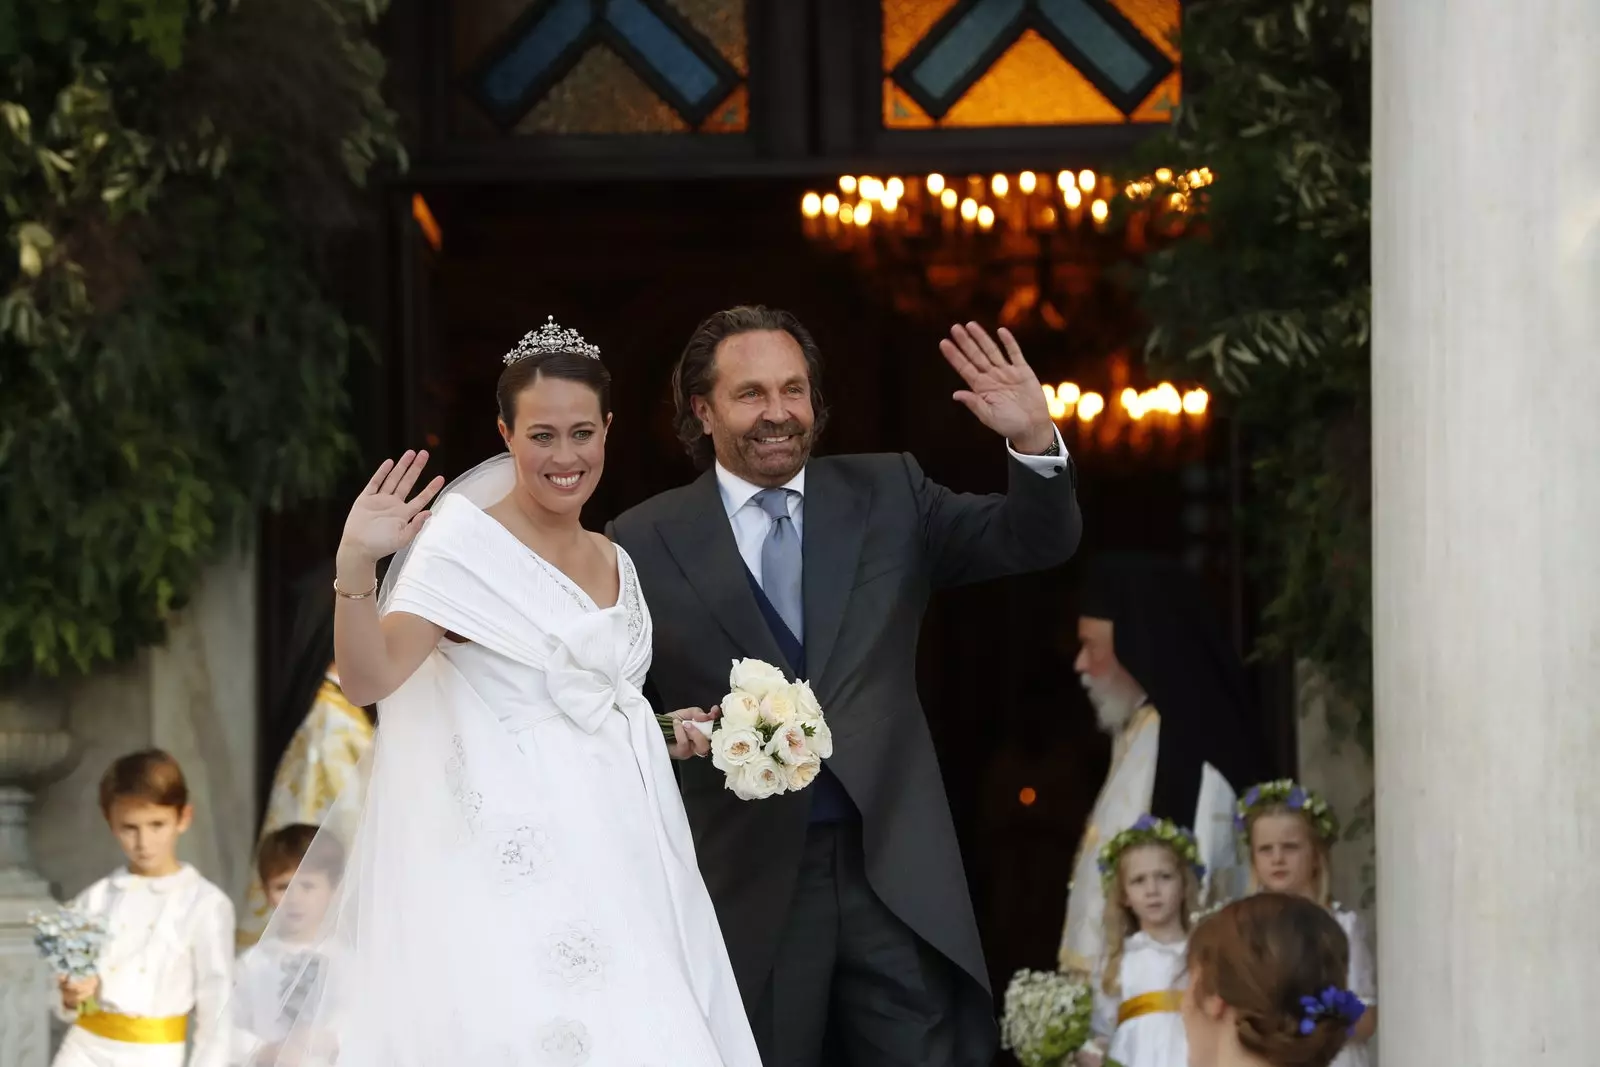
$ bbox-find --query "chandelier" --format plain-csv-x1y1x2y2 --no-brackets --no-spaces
1044,376,1211,457
799,167,1214,245
796,168,1220,460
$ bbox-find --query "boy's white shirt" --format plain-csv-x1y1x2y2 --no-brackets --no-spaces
56,864,235,1067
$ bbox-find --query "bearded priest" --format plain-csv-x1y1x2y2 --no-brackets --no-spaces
1057,553,1272,975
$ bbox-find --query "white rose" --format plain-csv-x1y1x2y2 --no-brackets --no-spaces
802,718,834,760
793,680,824,723
765,723,811,766
759,688,797,727
780,750,822,792
711,726,764,773
729,760,786,801
729,658,788,700
720,690,762,730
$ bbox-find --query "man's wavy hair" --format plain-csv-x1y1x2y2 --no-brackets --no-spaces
671,305,830,469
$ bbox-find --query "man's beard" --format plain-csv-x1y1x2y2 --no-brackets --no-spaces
1080,672,1142,735
732,419,813,481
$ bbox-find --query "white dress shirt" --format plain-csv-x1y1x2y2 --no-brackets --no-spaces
713,428,1069,587
54,864,236,1067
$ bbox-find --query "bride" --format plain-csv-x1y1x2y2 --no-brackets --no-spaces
237,319,760,1067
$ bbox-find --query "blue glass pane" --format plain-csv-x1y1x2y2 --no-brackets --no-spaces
910,0,1026,102
1037,0,1152,95
605,0,720,105
480,0,592,109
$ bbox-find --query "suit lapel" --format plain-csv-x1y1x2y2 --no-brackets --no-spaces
801,461,868,690
657,470,789,671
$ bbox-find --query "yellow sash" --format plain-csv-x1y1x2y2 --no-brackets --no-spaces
1118,989,1182,1025
76,1011,189,1044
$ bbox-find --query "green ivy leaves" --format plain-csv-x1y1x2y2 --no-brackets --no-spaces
1122,0,1373,749
0,0,401,681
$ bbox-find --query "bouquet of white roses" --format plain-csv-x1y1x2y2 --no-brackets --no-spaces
1000,968,1094,1067
29,906,108,1013
662,658,833,801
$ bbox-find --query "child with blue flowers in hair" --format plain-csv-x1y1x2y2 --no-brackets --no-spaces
1236,782,1376,1067
1076,815,1204,1067
1181,893,1365,1067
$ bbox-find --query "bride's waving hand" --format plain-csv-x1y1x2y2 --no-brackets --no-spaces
334,449,448,706
343,450,447,560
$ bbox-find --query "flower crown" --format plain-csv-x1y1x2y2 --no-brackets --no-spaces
504,315,602,365
1187,898,1228,929
1234,780,1339,844
1097,814,1206,888
1299,986,1366,1035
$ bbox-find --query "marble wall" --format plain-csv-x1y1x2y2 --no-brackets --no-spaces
1295,675,1378,1067
1295,663,1376,924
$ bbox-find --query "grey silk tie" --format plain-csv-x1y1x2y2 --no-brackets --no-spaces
754,488,804,641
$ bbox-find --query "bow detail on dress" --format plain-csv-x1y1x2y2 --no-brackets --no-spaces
543,611,635,734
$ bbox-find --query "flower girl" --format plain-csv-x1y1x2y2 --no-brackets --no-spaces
1182,893,1364,1067
1079,815,1203,1067
1235,781,1377,1067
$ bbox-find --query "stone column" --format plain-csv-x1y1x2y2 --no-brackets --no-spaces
1372,2,1600,1064
0,691,76,1067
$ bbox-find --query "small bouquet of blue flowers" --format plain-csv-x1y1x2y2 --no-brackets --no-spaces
29,906,108,1014
1000,968,1094,1067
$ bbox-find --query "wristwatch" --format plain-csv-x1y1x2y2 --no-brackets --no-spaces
1023,434,1061,458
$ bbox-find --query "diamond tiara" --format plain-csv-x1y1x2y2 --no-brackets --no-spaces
503,315,602,365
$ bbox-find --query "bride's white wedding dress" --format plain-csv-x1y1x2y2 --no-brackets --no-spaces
234,459,760,1067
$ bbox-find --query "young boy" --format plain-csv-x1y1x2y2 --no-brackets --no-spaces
54,749,235,1067
232,825,344,1067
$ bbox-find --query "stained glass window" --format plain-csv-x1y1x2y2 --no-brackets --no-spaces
457,0,748,136
883,0,1179,129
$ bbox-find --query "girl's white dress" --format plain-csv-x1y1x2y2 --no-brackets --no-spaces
1091,933,1188,1067
234,485,761,1067
1331,903,1376,1067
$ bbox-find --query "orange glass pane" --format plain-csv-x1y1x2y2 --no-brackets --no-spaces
1107,0,1180,61
880,0,1180,129
1130,70,1181,123
883,78,937,128
515,44,690,134
667,0,748,74
941,28,1123,127
699,83,749,133
882,0,962,70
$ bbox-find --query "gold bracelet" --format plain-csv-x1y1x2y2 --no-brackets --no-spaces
333,579,378,600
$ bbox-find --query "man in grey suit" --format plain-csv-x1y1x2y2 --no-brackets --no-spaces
609,306,1081,1067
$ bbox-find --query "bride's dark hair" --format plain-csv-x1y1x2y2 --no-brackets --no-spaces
496,350,612,428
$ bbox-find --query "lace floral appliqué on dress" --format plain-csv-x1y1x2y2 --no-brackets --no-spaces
445,734,484,837
543,921,610,992
535,1018,593,1066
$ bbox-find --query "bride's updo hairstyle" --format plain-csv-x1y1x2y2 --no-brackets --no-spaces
1187,893,1353,1067
495,317,611,429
